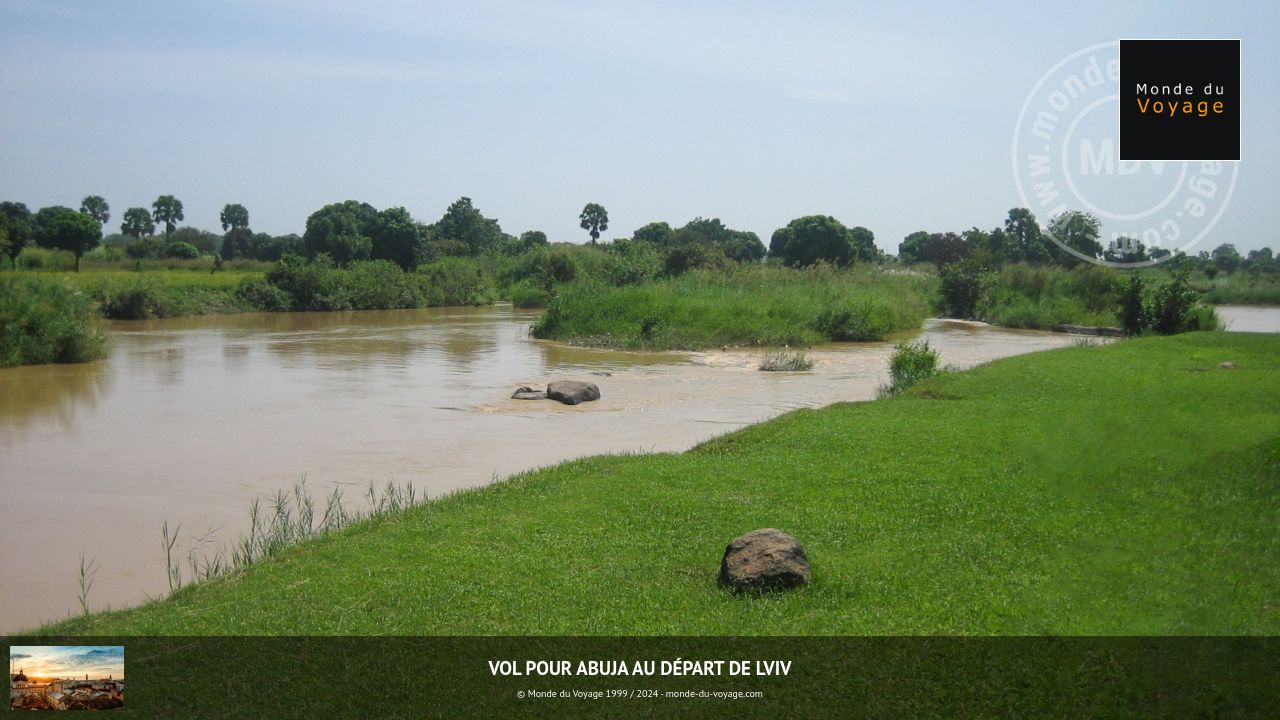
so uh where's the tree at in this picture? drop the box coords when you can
[1247,247,1273,264]
[579,203,609,245]
[0,201,33,269]
[770,215,859,267]
[370,206,424,270]
[518,230,548,253]
[120,208,155,239]
[1046,211,1102,265]
[34,205,101,272]
[849,226,878,263]
[1211,243,1242,275]
[304,200,377,263]
[681,217,765,262]
[80,195,110,227]
[430,197,504,256]
[898,230,970,267]
[220,203,252,260]
[1002,208,1050,264]
[632,221,675,248]
[152,195,184,241]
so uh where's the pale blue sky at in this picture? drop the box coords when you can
[2,0,1276,252]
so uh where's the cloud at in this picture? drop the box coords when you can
[10,653,31,660]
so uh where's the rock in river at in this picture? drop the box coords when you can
[511,386,547,400]
[718,528,811,592]
[546,380,601,405]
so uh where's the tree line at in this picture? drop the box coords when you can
[3,193,1273,278]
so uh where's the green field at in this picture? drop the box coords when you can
[35,332,1279,636]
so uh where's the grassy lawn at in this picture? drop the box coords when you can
[37,332,1279,636]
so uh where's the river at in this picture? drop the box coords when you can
[1,305,1270,632]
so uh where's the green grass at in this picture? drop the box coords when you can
[35,332,1279,636]
[533,264,937,349]
[62,270,261,318]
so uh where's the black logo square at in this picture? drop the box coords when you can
[1120,39,1240,161]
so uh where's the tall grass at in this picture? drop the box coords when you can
[759,349,814,371]
[0,275,107,366]
[533,263,936,349]
[1199,274,1280,305]
[976,263,1122,329]
[161,478,426,594]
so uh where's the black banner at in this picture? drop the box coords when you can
[7,636,1279,718]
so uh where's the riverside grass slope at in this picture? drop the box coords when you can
[37,332,1279,636]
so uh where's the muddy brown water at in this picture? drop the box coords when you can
[1,307,1118,632]
[1215,305,1280,333]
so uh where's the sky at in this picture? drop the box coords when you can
[9,646,124,679]
[1,0,1277,253]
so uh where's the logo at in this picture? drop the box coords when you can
[1012,41,1238,268]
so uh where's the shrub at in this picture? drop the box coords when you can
[939,260,991,318]
[94,275,163,319]
[886,340,940,395]
[266,254,351,311]
[0,275,107,366]
[509,278,551,308]
[345,260,426,310]
[814,301,897,341]
[1119,272,1146,336]
[1147,264,1204,335]
[165,240,200,259]
[125,237,166,260]
[419,257,495,306]
[235,277,292,312]
[16,246,76,271]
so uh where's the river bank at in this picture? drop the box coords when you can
[27,330,1279,635]
[0,308,1087,633]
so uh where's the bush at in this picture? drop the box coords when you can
[0,275,107,366]
[814,301,897,341]
[345,260,427,310]
[1148,264,1212,335]
[419,257,495,306]
[165,240,200,259]
[265,254,351,311]
[939,260,991,319]
[16,247,76,271]
[235,277,292,312]
[94,275,163,319]
[886,340,940,395]
[509,278,551,308]
[125,237,165,260]
[1119,272,1145,336]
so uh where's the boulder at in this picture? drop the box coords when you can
[718,528,810,592]
[1218,361,1237,370]
[546,380,601,405]
[511,386,547,400]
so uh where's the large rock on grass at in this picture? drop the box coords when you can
[718,528,810,592]
[546,380,601,405]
